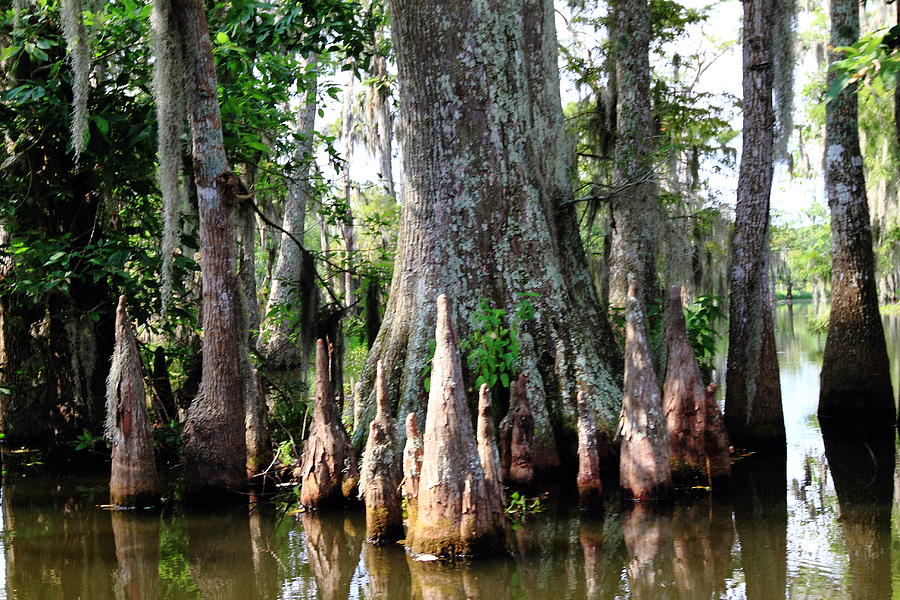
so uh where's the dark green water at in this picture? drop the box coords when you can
[1,302,898,599]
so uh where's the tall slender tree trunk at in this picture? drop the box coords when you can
[819,0,895,423]
[609,0,660,309]
[259,56,318,373]
[724,0,785,452]
[173,0,247,501]
[357,0,622,473]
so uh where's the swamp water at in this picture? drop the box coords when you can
[1,301,899,599]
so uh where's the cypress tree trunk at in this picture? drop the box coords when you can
[358,0,622,474]
[173,0,248,501]
[107,296,159,508]
[725,0,786,452]
[609,0,660,308]
[819,0,895,423]
[576,390,603,511]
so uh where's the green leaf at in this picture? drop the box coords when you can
[215,32,230,45]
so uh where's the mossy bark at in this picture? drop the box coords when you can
[477,383,507,532]
[107,296,159,508]
[356,0,622,478]
[406,295,505,559]
[299,339,359,509]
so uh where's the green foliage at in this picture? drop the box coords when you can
[825,27,900,101]
[461,294,537,391]
[74,428,105,452]
[504,490,546,529]
[684,294,723,370]
[153,419,183,452]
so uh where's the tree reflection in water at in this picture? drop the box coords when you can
[821,421,894,600]
[301,512,364,600]
[111,511,160,600]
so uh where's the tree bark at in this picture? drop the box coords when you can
[173,0,247,502]
[476,383,507,532]
[299,339,360,509]
[357,0,622,475]
[819,0,895,423]
[609,0,660,309]
[619,281,671,502]
[498,374,535,491]
[663,284,730,485]
[401,411,423,530]
[359,360,403,544]
[725,0,786,453]
[406,295,505,559]
[107,296,159,508]
[576,390,603,511]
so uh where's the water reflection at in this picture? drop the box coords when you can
[670,497,733,599]
[185,508,254,599]
[111,511,159,600]
[821,422,894,600]
[363,544,409,599]
[300,512,364,600]
[733,457,787,600]
[624,506,674,598]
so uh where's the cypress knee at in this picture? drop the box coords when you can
[620,281,672,502]
[107,296,159,508]
[576,391,603,511]
[299,339,359,509]
[401,412,423,530]
[406,294,505,559]
[663,284,730,485]
[499,374,535,491]
[477,383,506,531]
[359,360,403,544]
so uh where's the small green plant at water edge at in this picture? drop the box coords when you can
[74,428,106,452]
[504,490,546,529]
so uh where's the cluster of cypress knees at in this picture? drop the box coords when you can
[105,286,731,561]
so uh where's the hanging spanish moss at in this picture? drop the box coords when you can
[772,0,798,163]
[150,0,186,315]
[61,0,91,160]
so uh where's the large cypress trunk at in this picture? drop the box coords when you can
[724,0,785,452]
[357,0,622,475]
[819,0,895,423]
[173,0,248,501]
[609,0,661,309]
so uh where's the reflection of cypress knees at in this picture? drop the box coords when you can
[401,412,423,529]
[364,544,410,599]
[499,374,535,490]
[662,284,730,486]
[111,512,160,600]
[620,281,672,502]
[303,513,366,600]
[359,360,403,544]
[299,339,360,509]
[476,383,506,531]
[671,498,734,599]
[576,390,603,511]
[107,296,159,508]
[406,295,506,558]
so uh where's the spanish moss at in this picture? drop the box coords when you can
[773,0,797,163]
[60,0,90,159]
[150,0,186,315]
